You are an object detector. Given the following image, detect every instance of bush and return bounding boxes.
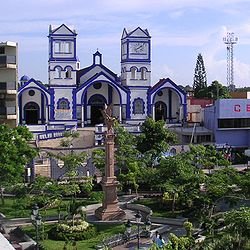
[89,191,103,202]
[48,221,96,241]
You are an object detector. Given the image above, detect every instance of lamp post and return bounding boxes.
[125,214,152,249]
[144,217,152,237]
[125,219,132,241]
[31,204,42,250]
[135,211,142,249]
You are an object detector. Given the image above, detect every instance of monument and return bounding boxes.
[95,105,126,220]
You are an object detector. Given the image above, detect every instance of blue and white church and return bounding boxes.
[18,24,186,134]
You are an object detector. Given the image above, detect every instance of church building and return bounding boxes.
[18,24,186,135]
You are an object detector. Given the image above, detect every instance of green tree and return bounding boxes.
[193,53,207,98]
[154,154,204,212]
[92,148,105,175]
[0,125,37,204]
[188,144,230,173]
[114,122,139,172]
[137,117,177,160]
[206,80,230,99]
[225,207,250,249]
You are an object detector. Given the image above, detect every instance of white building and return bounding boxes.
[0,41,18,127]
[18,24,187,137]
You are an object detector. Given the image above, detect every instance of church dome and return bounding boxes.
[20,75,30,81]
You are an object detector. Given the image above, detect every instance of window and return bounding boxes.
[93,82,102,89]
[218,118,250,128]
[65,67,72,79]
[58,99,70,110]
[0,47,5,54]
[131,67,137,79]
[54,42,60,53]
[64,42,71,53]
[141,68,147,80]
[55,67,62,78]
[157,91,163,97]
[133,98,144,114]
[28,90,35,96]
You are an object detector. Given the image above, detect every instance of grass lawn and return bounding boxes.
[22,223,126,250]
[0,197,99,219]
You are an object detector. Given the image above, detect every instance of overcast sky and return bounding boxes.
[1,0,250,88]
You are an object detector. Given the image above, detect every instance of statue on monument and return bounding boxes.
[101,104,116,133]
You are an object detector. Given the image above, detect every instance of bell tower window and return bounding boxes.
[64,42,71,53]
[55,67,62,78]
[65,67,72,79]
[131,67,137,79]
[141,68,147,80]
[54,42,60,53]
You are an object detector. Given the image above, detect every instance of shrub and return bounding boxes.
[89,191,103,202]
[48,221,96,241]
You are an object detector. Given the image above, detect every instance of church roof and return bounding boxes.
[49,24,77,35]
[77,63,118,84]
[122,27,151,39]
[149,78,187,96]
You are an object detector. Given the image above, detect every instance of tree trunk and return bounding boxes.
[0,186,5,205]
[172,193,176,213]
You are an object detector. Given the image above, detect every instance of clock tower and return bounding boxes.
[121,27,151,123]
[121,27,151,87]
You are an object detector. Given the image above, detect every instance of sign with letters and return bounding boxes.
[218,99,250,118]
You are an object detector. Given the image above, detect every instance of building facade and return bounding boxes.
[0,42,18,127]
[204,99,250,148]
[18,24,187,135]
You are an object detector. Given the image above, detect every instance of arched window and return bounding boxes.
[131,67,137,79]
[133,98,144,114]
[65,67,72,79]
[57,98,70,110]
[55,67,62,78]
[141,68,147,80]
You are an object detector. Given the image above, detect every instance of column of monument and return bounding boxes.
[95,105,125,221]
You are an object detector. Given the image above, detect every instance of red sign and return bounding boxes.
[234,104,250,112]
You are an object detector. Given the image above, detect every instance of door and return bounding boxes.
[24,102,39,125]
[155,101,167,121]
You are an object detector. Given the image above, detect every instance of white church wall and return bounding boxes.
[54,88,73,120]
[129,88,148,120]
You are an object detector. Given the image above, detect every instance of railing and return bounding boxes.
[98,228,146,249]
[0,106,16,115]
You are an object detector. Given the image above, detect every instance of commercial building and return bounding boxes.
[0,42,18,127]
[204,99,250,149]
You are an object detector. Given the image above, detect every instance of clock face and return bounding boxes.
[130,42,147,54]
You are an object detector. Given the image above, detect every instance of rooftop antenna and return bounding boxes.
[223,32,238,92]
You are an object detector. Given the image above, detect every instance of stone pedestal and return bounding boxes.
[95,131,125,221]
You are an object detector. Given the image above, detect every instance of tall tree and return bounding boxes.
[207,80,230,99]
[193,53,207,98]
[0,125,37,204]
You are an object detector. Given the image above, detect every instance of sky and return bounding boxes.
[1,0,250,88]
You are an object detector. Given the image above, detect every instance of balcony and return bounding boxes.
[0,55,16,68]
[0,82,16,94]
[0,106,16,115]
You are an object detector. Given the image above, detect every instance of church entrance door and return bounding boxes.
[24,102,39,125]
[89,95,106,126]
[155,101,167,121]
